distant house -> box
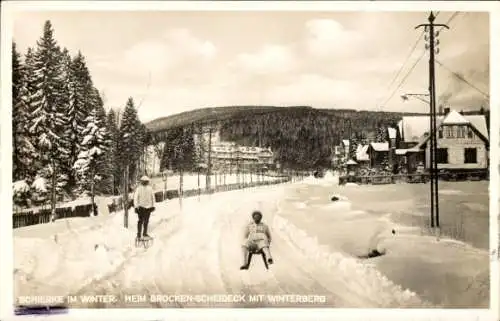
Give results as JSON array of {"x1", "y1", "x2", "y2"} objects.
[
  {"x1": 331, "y1": 140, "x2": 351, "y2": 168},
  {"x1": 342, "y1": 139, "x2": 350, "y2": 160},
  {"x1": 355, "y1": 144, "x2": 370, "y2": 166},
  {"x1": 397, "y1": 109, "x2": 489, "y2": 173},
  {"x1": 367, "y1": 142, "x2": 389, "y2": 168}
]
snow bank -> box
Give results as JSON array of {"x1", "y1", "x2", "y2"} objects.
[
  {"x1": 374, "y1": 234, "x2": 489, "y2": 307},
  {"x1": 13, "y1": 191, "x2": 222, "y2": 299},
  {"x1": 275, "y1": 183, "x2": 489, "y2": 307},
  {"x1": 272, "y1": 214, "x2": 426, "y2": 307},
  {"x1": 14, "y1": 217, "x2": 133, "y2": 298}
]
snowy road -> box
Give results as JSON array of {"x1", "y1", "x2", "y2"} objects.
[
  {"x1": 61, "y1": 184, "x2": 426, "y2": 308},
  {"x1": 15, "y1": 176, "x2": 487, "y2": 308}
]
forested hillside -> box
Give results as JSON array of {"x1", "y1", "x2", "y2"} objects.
[{"x1": 148, "y1": 106, "x2": 423, "y2": 170}]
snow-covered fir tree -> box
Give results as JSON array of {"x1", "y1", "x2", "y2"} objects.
[
  {"x1": 348, "y1": 133, "x2": 359, "y2": 161},
  {"x1": 73, "y1": 101, "x2": 109, "y2": 206},
  {"x1": 28, "y1": 20, "x2": 70, "y2": 203},
  {"x1": 12, "y1": 42, "x2": 36, "y2": 182},
  {"x1": 118, "y1": 97, "x2": 142, "y2": 184},
  {"x1": 53, "y1": 47, "x2": 73, "y2": 192},
  {"x1": 374, "y1": 126, "x2": 389, "y2": 170},
  {"x1": 91, "y1": 87, "x2": 113, "y2": 195},
  {"x1": 67, "y1": 51, "x2": 94, "y2": 189},
  {"x1": 106, "y1": 108, "x2": 121, "y2": 194},
  {"x1": 375, "y1": 126, "x2": 388, "y2": 143}
]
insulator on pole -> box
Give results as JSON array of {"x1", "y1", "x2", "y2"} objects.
[
  {"x1": 435, "y1": 48, "x2": 440, "y2": 54},
  {"x1": 425, "y1": 44, "x2": 430, "y2": 50},
  {"x1": 425, "y1": 26, "x2": 428, "y2": 32},
  {"x1": 435, "y1": 39, "x2": 440, "y2": 46},
  {"x1": 435, "y1": 31, "x2": 440, "y2": 37},
  {"x1": 424, "y1": 35, "x2": 429, "y2": 41}
]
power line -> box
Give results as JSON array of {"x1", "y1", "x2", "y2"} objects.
[
  {"x1": 380, "y1": 50, "x2": 426, "y2": 108},
  {"x1": 435, "y1": 59, "x2": 490, "y2": 99},
  {"x1": 444, "y1": 11, "x2": 460, "y2": 27},
  {"x1": 385, "y1": 31, "x2": 425, "y2": 94},
  {"x1": 377, "y1": 11, "x2": 460, "y2": 111}
]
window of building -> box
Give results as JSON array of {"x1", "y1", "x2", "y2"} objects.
[
  {"x1": 467, "y1": 126, "x2": 474, "y2": 139},
  {"x1": 445, "y1": 126, "x2": 453, "y2": 138},
  {"x1": 464, "y1": 148, "x2": 477, "y2": 164},
  {"x1": 438, "y1": 128, "x2": 443, "y2": 139},
  {"x1": 436, "y1": 148, "x2": 448, "y2": 164}
]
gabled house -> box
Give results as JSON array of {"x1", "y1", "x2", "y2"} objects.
[
  {"x1": 331, "y1": 140, "x2": 351, "y2": 168},
  {"x1": 367, "y1": 142, "x2": 389, "y2": 169},
  {"x1": 397, "y1": 109, "x2": 489, "y2": 173},
  {"x1": 341, "y1": 139, "x2": 350, "y2": 160},
  {"x1": 355, "y1": 144, "x2": 370, "y2": 166}
]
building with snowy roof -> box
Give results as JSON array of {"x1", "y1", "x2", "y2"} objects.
[{"x1": 396, "y1": 108, "x2": 489, "y2": 173}]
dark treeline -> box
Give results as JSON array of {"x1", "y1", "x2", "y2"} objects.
[
  {"x1": 218, "y1": 107, "x2": 402, "y2": 170},
  {"x1": 12, "y1": 20, "x2": 147, "y2": 207}
]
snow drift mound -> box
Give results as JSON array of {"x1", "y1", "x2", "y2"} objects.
[
  {"x1": 273, "y1": 215, "x2": 428, "y2": 307},
  {"x1": 323, "y1": 171, "x2": 340, "y2": 184},
  {"x1": 14, "y1": 220, "x2": 134, "y2": 297}
]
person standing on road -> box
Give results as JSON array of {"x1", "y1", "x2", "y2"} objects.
[{"x1": 133, "y1": 175, "x2": 156, "y2": 239}]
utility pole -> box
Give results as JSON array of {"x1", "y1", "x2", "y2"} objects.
[
  {"x1": 416, "y1": 12, "x2": 449, "y2": 229},
  {"x1": 204, "y1": 125, "x2": 214, "y2": 193},
  {"x1": 50, "y1": 158, "x2": 57, "y2": 222},
  {"x1": 123, "y1": 163, "x2": 129, "y2": 228}
]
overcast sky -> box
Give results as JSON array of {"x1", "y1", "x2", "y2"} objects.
[{"x1": 12, "y1": 10, "x2": 490, "y2": 122}]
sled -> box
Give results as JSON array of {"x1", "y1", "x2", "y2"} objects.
[
  {"x1": 135, "y1": 236, "x2": 154, "y2": 249},
  {"x1": 246, "y1": 247, "x2": 270, "y2": 270}
]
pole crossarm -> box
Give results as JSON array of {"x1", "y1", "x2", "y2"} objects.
[{"x1": 402, "y1": 93, "x2": 430, "y2": 104}]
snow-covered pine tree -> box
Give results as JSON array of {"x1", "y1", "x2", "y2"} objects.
[
  {"x1": 374, "y1": 125, "x2": 389, "y2": 171},
  {"x1": 53, "y1": 47, "x2": 73, "y2": 193},
  {"x1": 29, "y1": 20, "x2": 71, "y2": 215},
  {"x1": 90, "y1": 87, "x2": 113, "y2": 195},
  {"x1": 106, "y1": 108, "x2": 120, "y2": 194},
  {"x1": 136, "y1": 122, "x2": 149, "y2": 178},
  {"x1": 348, "y1": 133, "x2": 359, "y2": 161},
  {"x1": 12, "y1": 42, "x2": 36, "y2": 183},
  {"x1": 68, "y1": 51, "x2": 94, "y2": 191},
  {"x1": 375, "y1": 125, "x2": 388, "y2": 143},
  {"x1": 118, "y1": 98, "x2": 142, "y2": 182},
  {"x1": 73, "y1": 101, "x2": 109, "y2": 213},
  {"x1": 22, "y1": 47, "x2": 42, "y2": 182}
]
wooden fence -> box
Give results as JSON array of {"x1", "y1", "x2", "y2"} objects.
[
  {"x1": 339, "y1": 170, "x2": 488, "y2": 186},
  {"x1": 13, "y1": 176, "x2": 291, "y2": 229}
]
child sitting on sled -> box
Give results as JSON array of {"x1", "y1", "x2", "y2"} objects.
[{"x1": 240, "y1": 211, "x2": 274, "y2": 270}]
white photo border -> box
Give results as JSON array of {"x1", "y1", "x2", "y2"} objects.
[{"x1": 1, "y1": 1, "x2": 499, "y2": 321}]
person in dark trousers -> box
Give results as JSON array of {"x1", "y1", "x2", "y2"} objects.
[
  {"x1": 133, "y1": 175, "x2": 155, "y2": 239},
  {"x1": 240, "y1": 211, "x2": 273, "y2": 270}
]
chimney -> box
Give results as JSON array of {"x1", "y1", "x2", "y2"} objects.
[{"x1": 444, "y1": 107, "x2": 450, "y2": 115}]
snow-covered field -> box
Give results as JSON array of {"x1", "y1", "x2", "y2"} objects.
[{"x1": 13, "y1": 173, "x2": 488, "y2": 308}]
